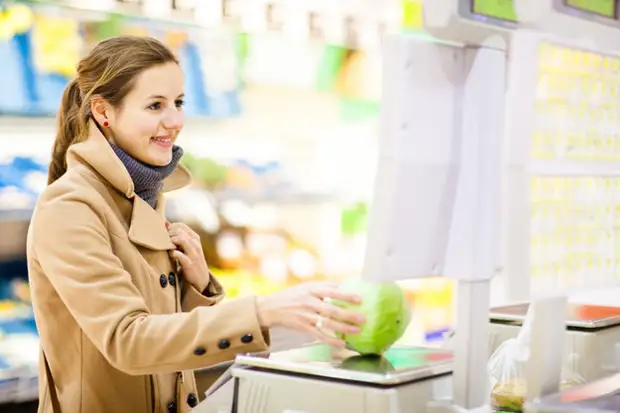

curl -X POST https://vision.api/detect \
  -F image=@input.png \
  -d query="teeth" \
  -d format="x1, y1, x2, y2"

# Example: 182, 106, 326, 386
152, 137, 171, 142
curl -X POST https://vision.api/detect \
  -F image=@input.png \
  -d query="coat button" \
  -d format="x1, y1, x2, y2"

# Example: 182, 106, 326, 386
194, 346, 207, 356
187, 393, 198, 408
167, 402, 177, 413
159, 274, 168, 288
168, 272, 177, 287
241, 334, 254, 344
218, 339, 231, 350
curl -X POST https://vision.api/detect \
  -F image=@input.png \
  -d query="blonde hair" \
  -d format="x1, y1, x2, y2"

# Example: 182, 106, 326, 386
48, 36, 179, 184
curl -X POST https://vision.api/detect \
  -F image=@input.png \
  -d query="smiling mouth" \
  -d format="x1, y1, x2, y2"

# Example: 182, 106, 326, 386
151, 136, 173, 145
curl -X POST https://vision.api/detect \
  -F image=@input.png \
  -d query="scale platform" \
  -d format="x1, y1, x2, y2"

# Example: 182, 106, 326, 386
489, 303, 620, 381
194, 343, 454, 413
235, 342, 454, 385
490, 303, 620, 330
526, 373, 620, 413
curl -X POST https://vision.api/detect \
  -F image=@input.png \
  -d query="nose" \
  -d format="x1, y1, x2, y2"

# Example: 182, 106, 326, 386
162, 107, 184, 130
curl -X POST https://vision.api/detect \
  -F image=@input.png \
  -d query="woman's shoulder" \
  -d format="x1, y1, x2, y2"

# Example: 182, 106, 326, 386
35, 166, 112, 219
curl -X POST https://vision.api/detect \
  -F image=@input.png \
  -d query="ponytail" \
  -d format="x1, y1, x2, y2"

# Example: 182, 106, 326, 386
48, 79, 87, 185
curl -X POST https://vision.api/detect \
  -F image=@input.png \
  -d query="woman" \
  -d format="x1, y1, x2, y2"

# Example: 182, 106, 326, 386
27, 36, 365, 413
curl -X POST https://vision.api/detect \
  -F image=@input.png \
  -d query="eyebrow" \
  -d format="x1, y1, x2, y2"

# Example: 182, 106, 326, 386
147, 94, 185, 100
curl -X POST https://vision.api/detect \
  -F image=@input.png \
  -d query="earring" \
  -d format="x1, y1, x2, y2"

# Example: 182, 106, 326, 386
103, 121, 109, 127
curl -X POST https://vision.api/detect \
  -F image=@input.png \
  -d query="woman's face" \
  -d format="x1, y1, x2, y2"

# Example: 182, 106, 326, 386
103, 62, 185, 166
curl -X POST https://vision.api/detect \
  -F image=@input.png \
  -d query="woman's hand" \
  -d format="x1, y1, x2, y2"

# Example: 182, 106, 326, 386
166, 222, 209, 292
256, 282, 366, 347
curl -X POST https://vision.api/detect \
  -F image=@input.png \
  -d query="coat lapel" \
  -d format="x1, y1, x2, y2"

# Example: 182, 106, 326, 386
66, 121, 192, 251
128, 195, 176, 250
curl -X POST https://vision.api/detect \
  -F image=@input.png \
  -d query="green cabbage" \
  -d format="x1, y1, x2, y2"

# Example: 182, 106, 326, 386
335, 278, 411, 355
341, 355, 395, 373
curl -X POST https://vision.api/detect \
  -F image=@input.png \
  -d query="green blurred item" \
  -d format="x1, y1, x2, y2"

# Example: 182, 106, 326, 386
340, 202, 368, 235
94, 13, 124, 39
316, 44, 348, 92
339, 97, 380, 122
181, 154, 228, 188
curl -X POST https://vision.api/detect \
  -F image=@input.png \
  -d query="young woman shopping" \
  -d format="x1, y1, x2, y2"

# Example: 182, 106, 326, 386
26, 35, 365, 413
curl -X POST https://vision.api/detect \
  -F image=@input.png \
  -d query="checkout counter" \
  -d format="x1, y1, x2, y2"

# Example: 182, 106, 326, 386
193, 0, 620, 412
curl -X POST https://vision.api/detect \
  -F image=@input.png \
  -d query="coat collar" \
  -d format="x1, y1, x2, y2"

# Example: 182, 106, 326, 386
65, 121, 193, 251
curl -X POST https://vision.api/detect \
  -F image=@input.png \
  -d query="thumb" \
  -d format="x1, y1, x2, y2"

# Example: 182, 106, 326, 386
170, 250, 193, 267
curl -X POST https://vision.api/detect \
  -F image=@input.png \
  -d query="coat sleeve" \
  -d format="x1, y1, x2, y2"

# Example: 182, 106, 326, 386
31, 199, 270, 376
180, 269, 225, 311
180, 271, 273, 345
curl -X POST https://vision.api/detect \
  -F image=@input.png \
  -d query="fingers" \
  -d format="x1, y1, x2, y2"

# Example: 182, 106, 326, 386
309, 328, 346, 348
170, 234, 198, 255
169, 250, 193, 268
167, 223, 202, 257
311, 285, 362, 306
307, 300, 365, 326
167, 222, 200, 241
296, 313, 345, 347
319, 316, 361, 336
300, 311, 360, 339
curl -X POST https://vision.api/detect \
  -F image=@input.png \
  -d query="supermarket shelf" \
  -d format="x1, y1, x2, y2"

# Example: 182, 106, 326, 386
24, 0, 204, 29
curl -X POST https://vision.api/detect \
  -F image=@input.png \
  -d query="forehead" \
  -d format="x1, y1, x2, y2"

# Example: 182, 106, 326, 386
128, 62, 184, 99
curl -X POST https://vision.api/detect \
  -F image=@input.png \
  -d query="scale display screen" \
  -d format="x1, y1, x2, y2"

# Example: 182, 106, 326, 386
472, 0, 518, 22
564, 0, 617, 18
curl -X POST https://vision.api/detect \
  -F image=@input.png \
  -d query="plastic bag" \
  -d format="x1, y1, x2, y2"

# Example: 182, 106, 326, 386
488, 306, 585, 412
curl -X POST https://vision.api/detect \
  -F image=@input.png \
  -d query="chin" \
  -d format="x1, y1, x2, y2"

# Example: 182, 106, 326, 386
149, 155, 173, 167
146, 147, 174, 166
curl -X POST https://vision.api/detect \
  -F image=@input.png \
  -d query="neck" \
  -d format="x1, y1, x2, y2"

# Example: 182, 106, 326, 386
110, 144, 184, 208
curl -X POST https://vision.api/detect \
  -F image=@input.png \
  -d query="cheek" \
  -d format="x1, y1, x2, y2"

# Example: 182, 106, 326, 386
112, 112, 156, 154
119, 112, 157, 143
136, 117, 160, 142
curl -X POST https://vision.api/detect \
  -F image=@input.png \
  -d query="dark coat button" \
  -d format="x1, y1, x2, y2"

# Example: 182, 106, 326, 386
167, 402, 177, 413
241, 334, 254, 344
187, 393, 198, 408
194, 346, 207, 356
159, 274, 168, 288
218, 339, 231, 349
168, 272, 177, 287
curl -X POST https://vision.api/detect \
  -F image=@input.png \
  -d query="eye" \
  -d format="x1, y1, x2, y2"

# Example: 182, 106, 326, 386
147, 102, 161, 110
175, 99, 185, 108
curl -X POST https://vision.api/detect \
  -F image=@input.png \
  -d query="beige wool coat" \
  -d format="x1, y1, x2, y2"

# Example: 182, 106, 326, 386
26, 122, 270, 413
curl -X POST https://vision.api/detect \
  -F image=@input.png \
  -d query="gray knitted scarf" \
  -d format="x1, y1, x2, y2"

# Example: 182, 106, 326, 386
110, 143, 184, 209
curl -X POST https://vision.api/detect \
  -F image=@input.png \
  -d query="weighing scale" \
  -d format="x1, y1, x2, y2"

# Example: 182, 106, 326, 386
194, 0, 514, 411
489, 303, 620, 382
487, 0, 620, 394
193, 344, 455, 413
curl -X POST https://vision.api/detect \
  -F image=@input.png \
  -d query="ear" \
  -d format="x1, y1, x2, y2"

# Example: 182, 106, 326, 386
90, 97, 112, 127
